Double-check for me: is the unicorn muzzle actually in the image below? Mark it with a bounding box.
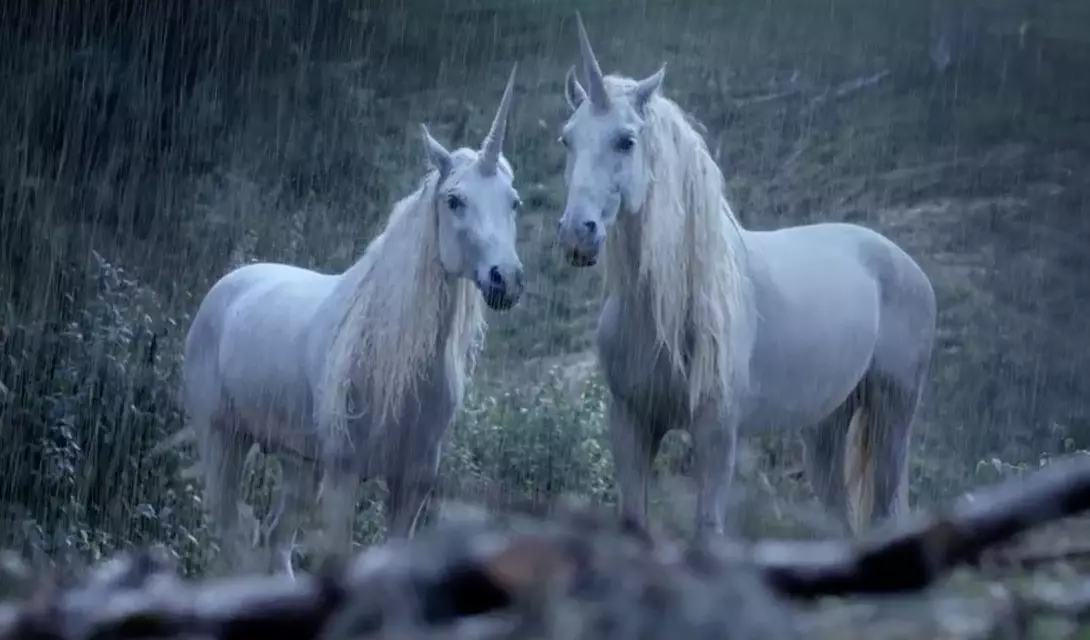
[566,247,598,267]
[556,216,603,267]
[478,264,524,311]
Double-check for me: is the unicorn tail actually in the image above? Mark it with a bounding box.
[144,425,196,462]
[842,406,875,535]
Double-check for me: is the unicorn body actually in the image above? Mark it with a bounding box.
[187,244,475,468]
[556,18,935,536]
[180,65,524,576]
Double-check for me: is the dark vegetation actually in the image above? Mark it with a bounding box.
[1,0,1090,634]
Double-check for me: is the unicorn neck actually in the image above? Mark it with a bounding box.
[604,213,647,296]
[319,175,484,428]
[337,180,480,355]
[435,273,480,352]
[604,202,744,296]
[600,159,748,413]
[595,86,751,411]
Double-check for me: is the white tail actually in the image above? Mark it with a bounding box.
[842,406,874,535]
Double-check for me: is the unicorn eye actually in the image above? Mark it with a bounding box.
[446,194,464,211]
[558,135,570,148]
[615,135,636,153]
[512,197,522,212]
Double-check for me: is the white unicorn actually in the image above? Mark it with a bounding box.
[175,64,524,576]
[554,15,937,537]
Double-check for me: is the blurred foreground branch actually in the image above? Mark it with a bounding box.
[3,456,1090,640]
[752,454,1090,599]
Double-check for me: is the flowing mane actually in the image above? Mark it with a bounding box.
[602,75,749,412]
[317,162,486,439]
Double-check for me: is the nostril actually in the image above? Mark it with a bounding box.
[583,220,597,235]
[488,266,504,287]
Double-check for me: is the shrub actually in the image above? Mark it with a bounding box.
[0,253,206,572]
[443,369,614,513]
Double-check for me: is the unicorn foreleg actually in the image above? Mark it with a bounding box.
[607,402,663,531]
[385,443,442,539]
[265,453,319,579]
[385,475,435,539]
[316,460,360,563]
[195,416,252,575]
[689,404,737,536]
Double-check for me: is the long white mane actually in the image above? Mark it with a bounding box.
[603,75,748,412]
[317,165,485,440]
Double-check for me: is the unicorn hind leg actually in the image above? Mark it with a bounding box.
[865,372,921,523]
[842,372,921,534]
[195,412,253,575]
[801,396,858,535]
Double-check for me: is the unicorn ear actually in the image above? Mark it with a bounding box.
[420,124,453,179]
[633,64,666,114]
[564,66,587,111]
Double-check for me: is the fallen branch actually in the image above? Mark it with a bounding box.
[0,534,530,640]
[806,69,891,112]
[732,87,803,108]
[750,455,1090,599]
[0,513,801,640]
[987,543,1090,572]
[2,455,1090,639]
[1024,579,1090,622]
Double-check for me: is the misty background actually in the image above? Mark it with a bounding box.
[0,0,1088,573]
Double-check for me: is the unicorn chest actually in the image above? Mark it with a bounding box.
[352,355,463,425]
[334,359,461,471]
[415,351,467,419]
[595,296,693,417]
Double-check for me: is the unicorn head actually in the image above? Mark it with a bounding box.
[422,63,525,310]
[555,13,666,267]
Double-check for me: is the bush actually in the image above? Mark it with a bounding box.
[444,369,614,512]
[0,253,206,572]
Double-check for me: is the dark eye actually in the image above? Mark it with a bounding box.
[512,197,522,212]
[446,194,463,210]
[615,135,636,153]
[558,135,570,148]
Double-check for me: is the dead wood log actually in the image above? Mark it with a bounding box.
[1,455,1090,640]
[749,454,1090,599]
[0,512,799,640]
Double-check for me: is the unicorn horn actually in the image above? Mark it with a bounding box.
[575,12,611,110]
[479,62,518,176]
